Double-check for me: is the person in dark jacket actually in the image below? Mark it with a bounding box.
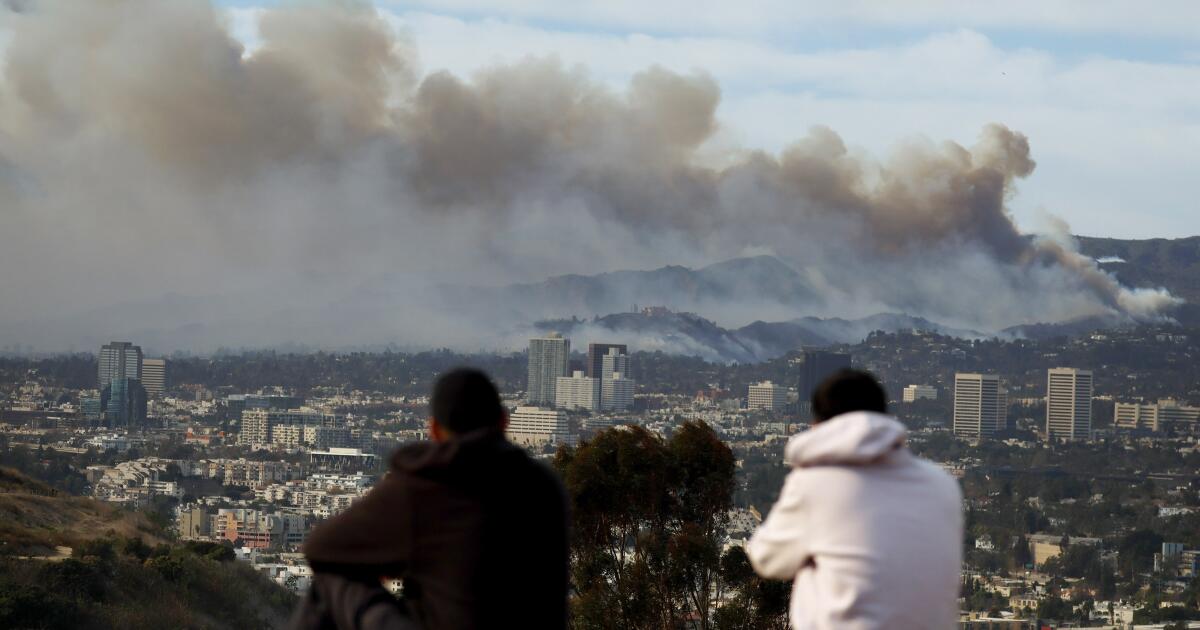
[290,368,570,630]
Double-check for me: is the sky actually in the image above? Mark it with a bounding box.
[0,0,1194,353]
[219,0,1200,239]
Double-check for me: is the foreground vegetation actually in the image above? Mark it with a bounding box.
[0,468,295,630]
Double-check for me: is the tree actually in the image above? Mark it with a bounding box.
[1118,529,1164,576]
[1036,595,1072,620]
[714,547,789,630]
[669,421,736,628]
[1012,534,1032,569]
[556,422,736,630]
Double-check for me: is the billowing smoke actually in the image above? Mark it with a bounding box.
[0,0,1178,353]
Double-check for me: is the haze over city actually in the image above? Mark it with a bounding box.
[0,0,1197,354]
[5,3,1200,630]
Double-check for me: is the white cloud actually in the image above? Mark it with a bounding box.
[378,0,1200,39]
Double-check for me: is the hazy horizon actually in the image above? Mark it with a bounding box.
[0,1,1195,353]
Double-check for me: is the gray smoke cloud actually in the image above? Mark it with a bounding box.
[0,0,1179,353]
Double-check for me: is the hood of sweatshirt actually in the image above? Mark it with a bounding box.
[784,411,908,467]
[389,427,524,484]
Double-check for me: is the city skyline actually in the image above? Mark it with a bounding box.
[2,2,1199,627]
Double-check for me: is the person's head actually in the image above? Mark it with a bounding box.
[428,368,507,442]
[811,369,888,423]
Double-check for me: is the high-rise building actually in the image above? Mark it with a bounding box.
[902,385,938,403]
[527,334,570,406]
[587,343,628,378]
[796,350,851,418]
[141,358,167,398]
[555,371,600,411]
[953,373,1005,439]
[997,386,1009,432]
[101,377,147,427]
[602,372,636,412]
[80,395,103,421]
[600,348,628,383]
[597,347,637,411]
[99,341,143,389]
[507,407,577,447]
[748,381,788,412]
[1046,368,1093,441]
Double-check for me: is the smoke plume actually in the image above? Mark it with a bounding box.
[0,0,1179,353]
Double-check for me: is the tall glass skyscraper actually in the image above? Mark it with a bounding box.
[101,377,147,427]
[528,333,570,406]
[587,343,628,378]
[99,341,143,389]
[796,349,851,418]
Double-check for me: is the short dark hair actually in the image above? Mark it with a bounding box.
[811,369,888,422]
[431,368,506,434]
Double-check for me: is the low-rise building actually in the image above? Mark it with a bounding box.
[507,406,577,447]
[555,371,600,411]
[902,384,938,402]
[747,381,787,412]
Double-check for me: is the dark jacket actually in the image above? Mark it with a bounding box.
[302,428,569,630]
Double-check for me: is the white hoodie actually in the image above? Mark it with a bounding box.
[746,412,962,630]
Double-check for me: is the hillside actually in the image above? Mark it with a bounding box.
[535,311,767,363]
[534,310,985,363]
[451,255,822,326]
[2,237,1197,355]
[1077,235,1200,303]
[0,468,295,629]
[0,467,167,557]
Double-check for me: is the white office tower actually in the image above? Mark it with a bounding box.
[747,381,788,412]
[902,385,938,402]
[602,373,635,411]
[1046,368,1093,441]
[555,371,600,411]
[141,358,167,398]
[953,373,1005,439]
[600,348,635,411]
[528,333,570,406]
[99,341,143,388]
[600,348,628,382]
[507,406,578,447]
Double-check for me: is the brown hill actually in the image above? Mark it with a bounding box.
[0,467,295,629]
[0,467,166,556]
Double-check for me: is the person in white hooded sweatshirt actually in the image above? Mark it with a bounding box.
[747,369,962,630]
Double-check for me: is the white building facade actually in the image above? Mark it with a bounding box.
[953,373,1005,439]
[747,381,788,412]
[1046,367,1093,441]
[1115,399,1200,432]
[902,384,938,403]
[602,373,635,411]
[141,358,167,398]
[555,371,600,411]
[507,406,577,447]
